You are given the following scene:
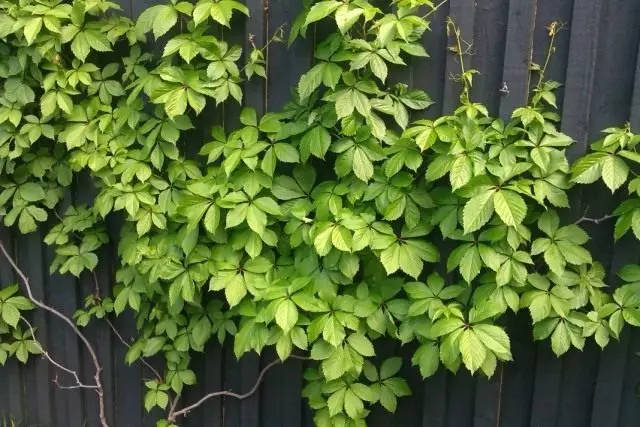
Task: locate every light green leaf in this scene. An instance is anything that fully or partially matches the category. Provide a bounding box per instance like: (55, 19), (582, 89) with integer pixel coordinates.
(347, 333), (375, 357)
(450, 155), (473, 190)
(353, 148), (374, 182)
(275, 299), (298, 332)
(473, 324), (512, 361)
(305, 1), (341, 25)
(246, 204), (267, 235)
(459, 246), (482, 283)
(493, 190), (526, 227)
(550, 321), (570, 356)
(459, 329), (486, 373)
(601, 155), (629, 192)
(463, 190), (495, 234)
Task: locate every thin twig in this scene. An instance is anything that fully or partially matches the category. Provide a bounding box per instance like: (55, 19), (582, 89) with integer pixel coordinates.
(21, 317), (98, 390)
(574, 209), (616, 225)
(423, 0), (449, 19)
(0, 240), (109, 427)
(167, 355), (309, 422)
(104, 316), (163, 381)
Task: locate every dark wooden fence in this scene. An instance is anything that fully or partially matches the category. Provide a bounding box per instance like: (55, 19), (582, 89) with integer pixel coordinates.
(2, 0), (640, 426)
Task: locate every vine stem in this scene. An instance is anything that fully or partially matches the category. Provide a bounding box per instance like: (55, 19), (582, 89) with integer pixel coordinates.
(167, 355), (308, 422)
(103, 316), (163, 382)
(535, 21), (564, 90)
(446, 18), (472, 104)
(0, 239), (109, 427)
(423, 0), (449, 19)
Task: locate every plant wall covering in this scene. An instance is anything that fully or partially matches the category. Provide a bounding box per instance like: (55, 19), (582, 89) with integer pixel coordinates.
(0, 0), (639, 426)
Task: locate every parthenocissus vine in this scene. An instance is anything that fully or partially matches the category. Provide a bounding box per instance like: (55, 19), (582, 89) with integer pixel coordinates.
(1, 0), (640, 426)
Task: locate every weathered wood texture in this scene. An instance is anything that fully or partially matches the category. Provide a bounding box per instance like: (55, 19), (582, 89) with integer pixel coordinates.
(2, 0), (640, 425)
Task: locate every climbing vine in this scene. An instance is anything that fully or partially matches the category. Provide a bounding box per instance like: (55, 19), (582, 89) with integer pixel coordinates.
(0, 0), (639, 426)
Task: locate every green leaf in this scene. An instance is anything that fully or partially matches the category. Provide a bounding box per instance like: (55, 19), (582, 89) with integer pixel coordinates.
(327, 388), (346, 417)
(305, 1), (341, 25)
(353, 148), (374, 182)
(23, 17), (43, 45)
(412, 342), (439, 378)
(331, 226), (352, 252)
(473, 324), (512, 361)
(544, 243), (566, 275)
(463, 190), (495, 234)
(298, 64), (325, 100)
(165, 89), (188, 118)
(303, 126), (331, 159)
(450, 155), (473, 190)
(246, 204), (267, 235)
(380, 357), (402, 379)
(19, 183), (45, 202)
(335, 5), (363, 34)
(347, 333), (375, 357)
(379, 385), (398, 413)
(431, 317), (464, 337)
(601, 155), (629, 192)
(493, 190), (526, 226)
(459, 246), (482, 283)
(459, 329), (486, 373)
(571, 152), (607, 184)
(323, 316), (345, 347)
(380, 243), (400, 275)
(550, 321), (570, 356)
(344, 388), (364, 419)
(225, 274), (247, 307)
(71, 32), (91, 62)
(204, 205), (220, 234)
(275, 299), (298, 332)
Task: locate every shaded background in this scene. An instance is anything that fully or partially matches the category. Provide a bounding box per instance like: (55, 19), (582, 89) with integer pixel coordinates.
(2, 0), (640, 425)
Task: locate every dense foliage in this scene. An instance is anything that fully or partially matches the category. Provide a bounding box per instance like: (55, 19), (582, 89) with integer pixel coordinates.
(0, 0), (639, 425)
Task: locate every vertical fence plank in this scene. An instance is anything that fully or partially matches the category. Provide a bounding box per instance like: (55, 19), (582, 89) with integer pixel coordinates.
(202, 342), (224, 425)
(18, 231), (53, 425)
(0, 227), (25, 422)
(414, 1), (449, 120)
(498, 0), (538, 119)
(265, 0), (311, 111)
(618, 328), (640, 426)
(469, 0), (509, 115)
(561, 0), (603, 161)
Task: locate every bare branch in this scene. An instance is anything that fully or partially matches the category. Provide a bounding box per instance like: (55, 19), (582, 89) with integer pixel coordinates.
(168, 355), (309, 422)
(21, 317), (99, 390)
(0, 240), (109, 427)
(104, 316), (163, 381)
(574, 208), (616, 225)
